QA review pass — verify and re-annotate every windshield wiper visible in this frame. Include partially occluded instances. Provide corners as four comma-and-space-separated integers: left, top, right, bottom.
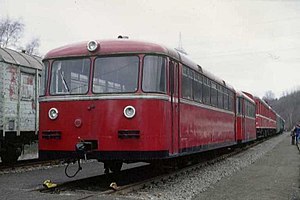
60, 72, 70, 93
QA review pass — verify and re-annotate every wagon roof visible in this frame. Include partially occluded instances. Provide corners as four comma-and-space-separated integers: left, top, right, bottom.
0, 47, 43, 70
236, 91, 255, 104
44, 39, 176, 59
44, 39, 235, 91
254, 96, 275, 113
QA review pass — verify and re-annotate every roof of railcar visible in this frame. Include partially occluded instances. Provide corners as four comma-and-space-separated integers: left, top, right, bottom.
44, 39, 235, 91
254, 96, 271, 108
236, 91, 255, 104
0, 47, 43, 70
254, 96, 277, 115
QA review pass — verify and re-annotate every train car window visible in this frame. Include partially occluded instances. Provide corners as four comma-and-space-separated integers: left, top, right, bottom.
245, 101, 249, 116
181, 65, 193, 99
237, 97, 242, 115
228, 91, 234, 111
251, 103, 255, 118
193, 72, 202, 102
40, 61, 48, 96
50, 58, 90, 95
94, 56, 139, 93
224, 88, 229, 110
203, 77, 210, 105
246, 101, 255, 117
169, 61, 174, 94
211, 82, 217, 107
217, 85, 223, 109
142, 55, 166, 93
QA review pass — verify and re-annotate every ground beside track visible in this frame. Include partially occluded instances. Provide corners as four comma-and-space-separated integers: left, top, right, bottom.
191, 132, 300, 200
0, 161, 145, 200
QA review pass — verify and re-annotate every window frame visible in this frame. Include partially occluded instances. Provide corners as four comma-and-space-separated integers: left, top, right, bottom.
49, 57, 91, 96
181, 65, 194, 100
179, 64, 234, 112
39, 61, 49, 97
210, 81, 218, 107
193, 72, 203, 103
141, 54, 167, 94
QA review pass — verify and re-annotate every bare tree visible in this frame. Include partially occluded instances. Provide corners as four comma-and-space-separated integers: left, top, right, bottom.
0, 17, 24, 48
270, 89, 300, 130
263, 90, 276, 102
25, 38, 40, 55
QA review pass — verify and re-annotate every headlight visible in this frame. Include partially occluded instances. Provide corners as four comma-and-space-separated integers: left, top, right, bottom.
48, 108, 59, 120
123, 106, 136, 119
87, 40, 98, 52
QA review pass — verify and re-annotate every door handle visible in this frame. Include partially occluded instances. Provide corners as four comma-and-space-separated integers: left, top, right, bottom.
87, 104, 95, 110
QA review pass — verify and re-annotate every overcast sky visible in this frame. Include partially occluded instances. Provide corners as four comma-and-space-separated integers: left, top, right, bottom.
1, 0, 300, 98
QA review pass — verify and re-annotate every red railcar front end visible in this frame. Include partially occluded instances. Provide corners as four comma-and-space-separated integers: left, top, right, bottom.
39, 97, 171, 161
39, 40, 177, 169
254, 97, 277, 137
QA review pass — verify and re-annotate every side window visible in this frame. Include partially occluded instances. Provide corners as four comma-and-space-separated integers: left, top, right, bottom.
247, 102, 255, 118
245, 101, 248, 116
224, 88, 229, 110
203, 77, 210, 105
247, 102, 251, 117
40, 61, 48, 96
228, 91, 234, 111
181, 66, 193, 99
211, 82, 217, 107
237, 97, 242, 115
217, 85, 223, 108
142, 55, 166, 93
193, 72, 203, 102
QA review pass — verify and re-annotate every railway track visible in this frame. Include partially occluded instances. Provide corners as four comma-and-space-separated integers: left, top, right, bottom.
0, 158, 61, 174
39, 138, 269, 197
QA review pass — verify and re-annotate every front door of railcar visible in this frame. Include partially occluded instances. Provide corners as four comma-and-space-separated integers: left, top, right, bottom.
169, 60, 179, 155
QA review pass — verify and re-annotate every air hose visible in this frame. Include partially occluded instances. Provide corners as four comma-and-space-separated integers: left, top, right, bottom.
64, 158, 82, 178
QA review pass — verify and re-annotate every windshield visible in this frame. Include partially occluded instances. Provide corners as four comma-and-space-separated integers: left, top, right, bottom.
50, 59, 90, 95
93, 56, 139, 93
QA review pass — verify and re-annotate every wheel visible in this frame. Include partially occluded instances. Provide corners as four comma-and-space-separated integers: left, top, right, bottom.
0, 145, 21, 164
104, 161, 123, 173
109, 162, 123, 173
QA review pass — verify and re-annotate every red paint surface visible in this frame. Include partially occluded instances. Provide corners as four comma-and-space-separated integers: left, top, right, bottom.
179, 103, 236, 149
254, 97, 276, 130
39, 99, 170, 152
236, 92, 256, 142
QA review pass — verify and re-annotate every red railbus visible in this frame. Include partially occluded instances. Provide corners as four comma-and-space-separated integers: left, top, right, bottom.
39, 39, 238, 172
236, 91, 256, 143
254, 97, 277, 137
